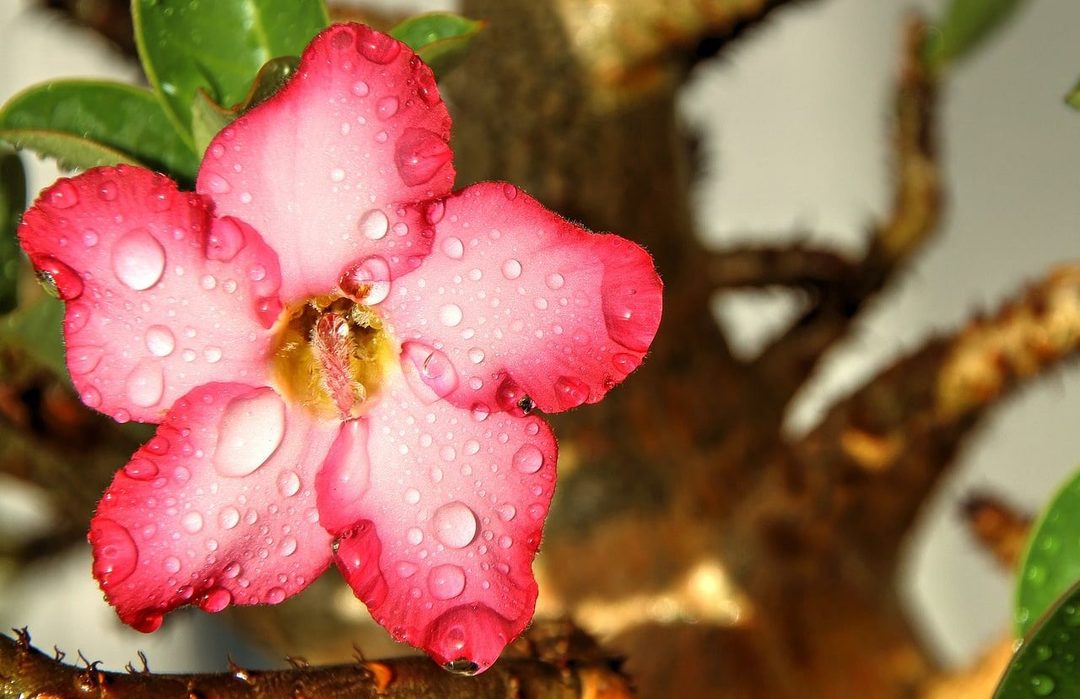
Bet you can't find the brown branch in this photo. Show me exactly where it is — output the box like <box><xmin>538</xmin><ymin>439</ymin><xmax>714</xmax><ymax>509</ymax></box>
<box><xmin>0</xmin><ymin>625</ymin><xmax>632</xmax><ymax>699</ymax></box>
<box><xmin>708</xmin><ymin>243</ymin><xmax>858</xmax><ymax>290</ymax></box>
<box><xmin>961</xmin><ymin>493</ymin><xmax>1032</xmax><ymax>571</ymax></box>
<box><xmin>795</xmin><ymin>265</ymin><xmax>1080</xmax><ymax>565</ymax></box>
<box><xmin>752</xmin><ymin>16</ymin><xmax>941</xmax><ymax>402</ymax></box>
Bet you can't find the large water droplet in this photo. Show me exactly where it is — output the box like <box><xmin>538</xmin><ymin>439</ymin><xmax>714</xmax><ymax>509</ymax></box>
<box><xmin>439</xmin><ymin>303</ymin><xmax>463</xmax><ymax>327</ymax></box>
<box><xmin>265</xmin><ymin>587</ymin><xmax>287</xmax><ymax>603</ymax></box>
<box><xmin>126</xmin><ymin>361</ymin><xmax>165</xmax><ymax>407</ymax></box>
<box><xmin>395</xmin><ymin>127</ymin><xmax>451</xmax><ymax>186</ymax></box>
<box><xmin>358</xmin><ymin>209</ymin><xmax>389</xmax><ymax>240</ymax></box>
<box><xmin>357</xmin><ymin>28</ymin><xmax>402</xmax><ymax>64</ymax></box>
<box><xmin>48</xmin><ymin>180</ymin><xmax>79</xmax><ymax>209</ymax></box>
<box><xmin>441</xmin><ymin>236</ymin><xmax>464</xmax><ymax>259</ymax></box>
<box><xmin>219</xmin><ymin>506</ymin><xmax>240</xmax><ymax>530</ymax></box>
<box><xmin>214</xmin><ymin>389</ymin><xmax>286</xmax><ymax>477</ymax></box>
<box><xmin>401</xmin><ymin>342</ymin><xmax>459</xmax><ymax>401</ymax></box>
<box><xmin>181</xmin><ymin>511</ymin><xmax>204</xmax><ymax>534</ymax></box>
<box><xmin>91</xmin><ymin>518</ymin><xmax>138</xmax><ymax>584</ymax></box>
<box><xmin>206</xmin><ymin>217</ymin><xmax>246</xmax><ymax>262</ymax></box>
<box><xmin>124</xmin><ymin>457</ymin><xmax>158</xmax><ymax>481</ymax></box>
<box><xmin>112</xmin><ymin>229</ymin><xmax>165</xmax><ymax>291</ymax></box>
<box><xmin>428</xmin><ymin>564</ymin><xmax>466</xmax><ymax>600</ymax></box>
<box><xmin>279</xmin><ymin>536</ymin><xmax>297</xmax><ymax>557</ymax></box>
<box><xmin>37</xmin><ymin>256</ymin><xmax>83</xmax><ymax>300</ymax></box>
<box><xmin>145</xmin><ymin>325</ymin><xmax>176</xmax><ymax>357</ymax></box>
<box><xmin>433</xmin><ymin>501</ymin><xmax>478</xmax><ymax>549</ymax></box>
<box><xmin>205</xmin><ymin>173</ymin><xmax>232</xmax><ymax>194</ymax></box>
<box><xmin>163</xmin><ymin>556</ymin><xmax>181</xmax><ymax>573</ymax></box>
<box><xmin>200</xmin><ymin>587</ymin><xmax>232</xmax><ymax>613</ymax></box>
<box><xmin>69</xmin><ymin>345</ymin><xmax>104</xmax><ymax>375</ymax></box>
<box><xmin>277</xmin><ymin>470</ymin><xmax>301</xmax><ymax>497</ymax></box>
<box><xmin>339</xmin><ymin>255</ymin><xmax>391</xmax><ymax>305</ymax></box>
<box><xmin>1030</xmin><ymin>673</ymin><xmax>1056</xmax><ymax>696</ymax></box>
<box><xmin>376</xmin><ymin>96</ymin><xmax>399</xmax><ymax>119</ymax></box>
<box><xmin>501</xmin><ymin>259</ymin><xmax>522</xmax><ymax>280</ymax></box>
<box><xmin>554</xmin><ymin>375</ymin><xmax>590</xmax><ymax>409</ymax></box>
<box><xmin>351</xmin><ymin>80</ymin><xmax>370</xmax><ymax>97</ymax></box>
<box><xmin>513</xmin><ymin>444</ymin><xmax>544</xmax><ymax>474</ymax></box>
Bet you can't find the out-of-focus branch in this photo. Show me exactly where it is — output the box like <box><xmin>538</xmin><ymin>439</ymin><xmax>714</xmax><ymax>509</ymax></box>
<box><xmin>796</xmin><ymin>265</ymin><xmax>1080</xmax><ymax>563</ymax></box>
<box><xmin>752</xmin><ymin>17</ymin><xmax>941</xmax><ymax>401</ymax></box>
<box><xmin>962</xmin><ymin>493</ymin><xmax>1031</xmax><ymax>571</ymax></box>
<box><xmin>708</xmin><ymin>243</ymin><xmax>857</xmax><ymax>290</ymax></box>
<box><xmin>0</xmin><ymin>626</ymin><xmax>632</xmax><ymax>699</ymax></box>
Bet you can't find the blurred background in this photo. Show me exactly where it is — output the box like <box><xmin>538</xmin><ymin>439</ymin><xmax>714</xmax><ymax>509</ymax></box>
<box><xmin>1</xmin><ymin>0</ymin><xmax>1079</xmax><ymax>687</ymax></box>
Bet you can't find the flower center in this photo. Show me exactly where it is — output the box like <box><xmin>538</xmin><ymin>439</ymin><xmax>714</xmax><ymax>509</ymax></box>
<box><xmin>270</xmin><ymin>295</ymin><xmax>395</xmax><ymax>419</ymax></box>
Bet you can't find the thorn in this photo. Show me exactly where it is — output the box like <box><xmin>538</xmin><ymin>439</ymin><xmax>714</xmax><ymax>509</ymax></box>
<box><xmin>12</xmin><ymin>627</ymin><xmax>30</xmax><ymax>649</ymax></box>
<box><xmin>54</xmin><ymin>646</ymin><xmax>66</xmax><ymax>663</ymax></box>
<box><xmin>76</xmin><ymin>649</ymin><xmax>100</xmax><ymax>670</ymax></box>
<box><xmin>227</xmin><ymin>655</ymin><xmax>254</xmax><ymax>685</ymax></box>
<box><xmin>285</xmin><ymin>655</ymin><xmax>309</xmax><ymax>669</ymax></box>
<box><xmin>138</xmin><ymin>650</ymin><xmax>150</xmax><ymax>673</ymax></box>
<box><xmin>351</xmin><ymin>642</ymin><xmax>367</xmax><ymax>663</ymax></box>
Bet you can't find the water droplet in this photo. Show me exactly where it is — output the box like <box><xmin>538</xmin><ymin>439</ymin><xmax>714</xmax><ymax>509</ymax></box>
<box><xmin>1035</xmin><ymin>644</ymin><xmax>1054</xmax><ymax>661</ymax></box>
<box><xmin>81</xmin><ymin>387</ymin><xmax>102</xmax><ymax>408</ymax></box>
<box><xmin>277</xmin><ymin>470</ymin><xmax>301</xmax><ymax>497</ymax></box>
<box><xmin>69</xmin><ymin>345</ymin><xmax>104</xmax><ymax>375</ymax></box>
<box><xmin>163</xmin><ymin>556</ymin><xmax>181</xmax><ymax>573</ymax></box>
<box><xmin>428</xmin><ymin>563</ymin><xmax>466</xmax><ymax>600</ymax></box>
<box><xmin>66</xmin><ymin>302</ymin><xmax>91</xmax><ymax>333</ymax></box>
<box><xmin>528</xmin><ymin>503</ymin><xmax>545</xmax><ymax>520</ymax></box>
<box><xmin>351</xmin><ymin>80</ymin><xmax>370</xmax><ymax>97</ymax></box>
<box><xmin>83</xmin><ymin>229</ymin><xmax>99</xmax><ymax>247</ymax></box>
<box><xmin>404</xmin><ymin>487</ymin><xmax>421</xmax><ymax>505</ymax></box>
<box><xmin>545</xmin><ymin>272</ymin><xmax>565</xmax><ymax>290</ymax></box>
<box><xmin>126</xmin><ymin>362</ymin><xmax>164</xmax><ymax>407</ymax></box>
<box><xmin>265</xmin><ymin>587</ymin><xmax>286</xmax><ymax>604</ymax></box>
<box><xmin>219</xmin><ymin>506</ymin><xmax>240</xmax><ymax>530</ymax></box>
<box><xmin>407</xmin><ymin>527</ymin><xmax>424</xmax><ymax>545</ymax></box>
<box><xmin>497</xmin><ymin>504</ymin><xmax>517</xmax><ymax>522</ymax></box>
<box><xmin>223</xmin><ymin>561</ymin><xmax>242</xmax><ymax>578</ymax></box>
<box><xmin>432</xmin><ymin>501</ymin><xmax>478</xmax><ymax>549</ymax></box>
<box><xmin>181</xmin><ymin>511</ymin><xmax>204</xmax><ymax>534</ymax></box>
<box><xmin>90</xmin><ymin>518</ymin><xmax>138</xmax><ymax>585</ymax></box>
<box><xmin>612</xmin><ymin>352</ymin><xmax>641</xmax><ymax>375</ymax></box>
<box><xmin>359</xmin><ymin>209</ymin><xmax>389</xmax><ymax>240</ymax></box>
<box><xmin>330</xmin><ymin>168</ymin><xmax>346</xmax><ymax>182</ymax></box>
<box><xmin>279</xmin><ymin>537</ymin><xmax>297</xmax><ymax>557</ymax></box>
<box><xmin>37</xmin><ymin>256</ymin><xmax>83</xmax><ymax>300</ymax></box>
<box><xmin>426</xmin><ymin>201</ymin><xmax>445</xmax><ymax>224</ymax></box>
<box><xmin>204</xmin><ymin>346</ymin><xmax>223</xmax><ymax>363</ymax></box>
<box><xmin>124</xmin><ymin>457</ymin><xmax>158</xmax><ymax>480</ymax></box>
<box><xmin>145</xmin><ymin>325</ymin><xmax>176</xmax><ymax>357</ymax></box>
<box><xmin>513</xmin><ymin>444</ymin><xmax>544</xmax><ymax>474</ymax></box>
<box><xmin>214</xmin><ymin>389</ymin><xmax>286</xmax><ymax>477</ymax></box>
<box><xmin>395</xmin><ymin>127</ymin><xmax>451</xmax><ymax>186</ymax></box>
<box><xmin>200</xmin><ymin>274</ymin><xmax>217</xmax><ymax>290</ymax></box>
<box><xmin>439</xmin><ymin>303</ymin><xmax>463</xmax><ymax>327</ymax></box>
<box><xmin>209</xmin><ymin>144</ymin><xmax>225</xmax><ymax>159</ymax></box>
<box><xmin>206</xmin><ymin>217</ymin><xmax>245</xmax><ymax>262</ymax></box>
<box><xmin>554</xmin><ymin>376</ymin><xmax>590</xmax><ymax>409</ymax></box>
<box><xmin>358</xmin><ymin>28</ymin><xmax>402</xmax><ymax>64</ymax></box>
<box><xmin>339</xmin><ymin>255</ymin><xmax>391</xmax><ymax>305</ymax></box>
<box><xmin>396</xmin><ymin>561</ymin><xmax>418</xmax><ymax>578</ymax></box>
<box><xmin>112</xmin><ymin>229</ymin><xmax>165</xmax><ymax>291</ymax></box>
<box><xmin>98</xmin><ymin>180</ymin><xmax>118</xmax><ymax>201</ymax></box>
<box><xmin>200</xmin><ymin>587</ymin><xmax>232</xmax><ymax>613</ymax></box>
<box><xmin>1031</xmin><ymin>673</ymin><xmax>1056</xmax><ymax>696</ymax></box>
<box><xmin>442</xmin><ymin>236</ymin><xmax>464</xmax><ymax>259</ymax></box>
<box><xmin>48</xmin><ymin>180</ymin><xmax>79</xmax><ymax>208</ymax></box>
<box><xmin>205</xmin><ymin>173</ymin><xmax>231</xmax><ymax>194</ymax></box>
<box><xmin>401</xmin><ymin>342</ymin><xmax>459</xmax><ymax>400</ymax></box>
<box><xmin>376</xmin><ymin>95</ymin><xmax>399</xmax><ymax>119</ymax></box>
<box><xmin>501</xmin><ymin>259</ymin><xmax>522</xmax><ymax>280</ymax></box>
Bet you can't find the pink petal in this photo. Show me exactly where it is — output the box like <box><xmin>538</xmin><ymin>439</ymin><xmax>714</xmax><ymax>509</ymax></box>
<box><xmin>197</xmin><ymin>23</ymin><xmax>454</xmax><ymax>302</ymax></box>
<box><xmin>18</xmin><ymin>167</ymin><xmax>282</xmax><ymax>423</ymax></box>
<box><xmin>382</xmin><ymin>183</ymin><xmax>663</xmax><ymax>415</ymax></box>
<box><xmin>89</xmin><ymin>382</ymin><xmax>337</xmax><ymax>632</ymax></box>
<box><xmin>325</xmin><ymin>368</ymin><xmax>556</xmax><ymax>673</ymax></box>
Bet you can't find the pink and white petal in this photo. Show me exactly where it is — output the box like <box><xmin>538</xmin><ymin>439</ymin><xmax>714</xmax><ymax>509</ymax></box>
<box><xmin>325</xmin><ymin>368</ymin><xmax>556</xmax><ymax>672</ymax></box>
<box><xmin>90</xmin><ymin>382</ymin><xmax>337</xmax><ymax>632</ymax></box>
<box><xmin>18</xmin><ymin>166</ymin><xmax>283</xmax><ymax>423</ymax></box>
<box><xmin>381</xmin><ymin>183</ymin><xmax>663</xmax><ymax>415</ymax></box>
<box><xmin>197</xmin><ymin>23</ymin><xmax>453</xmax><ymax>302</ymax></box>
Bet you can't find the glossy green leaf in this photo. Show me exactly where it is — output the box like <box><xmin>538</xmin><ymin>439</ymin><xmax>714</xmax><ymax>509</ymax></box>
<box><xmin>133</xmin><ymin>0</ymin><xmax>328</xmax><ymax>140</ymax></box>
<box><xmin>0</xmin><ymin>80</ymin><xmax>198</xmax><ymax>180</ymax></box>
<box><xmin>389</xmin><ymin>12</ymin><xmax>485</xmax><ymax>77</ymax></box>
<box><xmin>924</xmin><ymin>0</ymin><xmax>1030</xmax><ymax>71</ymax></box>
<box><xmin>996</xmin><ymin>579</ymin><xmax>1080</xmax><ymax>698</ymax></box>
<box><xmin>0</xmin><ymin>296</ymin><xmax>65</xmax><ymax>377</ymax></box>
<box><xmin>191</xmin><ymin>89</ymin><xmax>235</xmax><ymax>159</ymax></box>
<box><xmin>0</xmin><ymin>149</ymin><xmax>26</xmax><ymax>314</ymax></box>
<box><xmin>0</xmin><ymin>129</ymin><xmax>141</xmax><ymax>172</ymax></box>
<box><xmin>1015</xmin><ymin>469</ymin><xmax>1080</xmax><ymax>636</ymax></box>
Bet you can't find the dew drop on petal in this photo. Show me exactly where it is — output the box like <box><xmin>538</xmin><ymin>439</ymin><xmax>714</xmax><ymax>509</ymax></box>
<box><xmin>206</xmin><ymin>217</ymin><xmax>245</xmax><ymax>262</ymax></box>
<box><xmin>91</xmin><ymin>518</ymin><xmax>138</xmax><ymax>585</ymax></box>
<box><xmin>428</xmin><ymin>564</ymin><xmax>466</xmax><ymax>600</ymax></box>
<box><xmin>351</xmin><ymin>80</ymin><xmax>370</xmax><ymax>97</ymax></box>
<box><xmin>441</xmin><ymin>236</ymin><xmax>464</xmax><ymax>259</ymax></box>
<box><xmin>69</xmin><ymin>345</ymin><xmax>104</xmax><ymax>375</ymax></box>
<box><xmin>467</xmin><ymin>348</ymin><xmax>485</xmax><ymax>365</ymax></box>
<box><xmin>219</xmin><ymin>506</ymin><xmax>240</xmax><ymax>530</ymax></box>
<box><xmin>163</xmin><ymin>556</ymin><xmax>181</xmax><ymax>574</ymax></box>
<box><xmin>404</xmin><ymin>487</ymin><xmax>421</xmax><ymax>505</ymax></box>
<box><xmin>359</xmin><ymin>209</ymin><xmax>389</xmax><ymax>240</ymax></box>
<box><xmin>432</xmin><ymin>502</ymin><xmax>478</xmax><ymax>549</ymax></box>
<box><xmin>180</xmin><ymin>511</ymin><xmax>204</xmax><ymax>534</ymax></box>
<box><xmin>497</xmin><ymin>504</ymin><xmax>516</xmax><ymax>522</ymax></box>
<box><xmin>513</xmin><ymin>444</ymin><xmax>544</xmax><ymax>474</ymax></box>
<box><xmin>37</xmin><ymin>256</ymin><xmax>83</xmax><ymax>300</ymax></box>
<box><xmin>214</xmin><ymin>389</ymin><xmax>286</xmax><ymax>477</ymax></box>
<box><xmin>396</xmin><ymin>561</ymin><xmax>418</xmax><ymax>578</ymax></box>
<box><xmin>124</xmin><ymin>457</ymin><xmax>158</xmax><ymax>481</ymax></box>
<box><xmin>407</xmin><ymin>527</ymin><xmax>424</xmax><ymax>545</ymax></box>
<box><xmin>205</xmin><ymin>173</ymin><xmax>232</xmax><ymax>194</ymax></box>
<box><xmin>48</xmin><ymin>180</ymin><xmax>79</xmax><ymax>208</ymax></box>
<box><xmin>112</xmin><ymin>229</ymin><xmax>165</xmax><ymax>291</ymax></box>
<box><xmin>98</xmin><ymin>180</ymin><xmax>117</xmax><ymax>201</ymax></box>
<box><xmin>339</xmin><ymin>255</ymin><xmax>391</xmax><ymax>305</ymax></box>
<box><xmin>330</xmin><ymin>168</ymin><xmax>346</xmax><ymax>182</ymax></box>
<box><xmin>439</xmin><ymin>303</ymin><xmax>463</xmax><ymax>327</ymax></box>
<box><xmin>145</xmin><ymin>325</ymin><xmax>176</xmax><ymax>357</ymax></box>
<box><xmin>200</xmin><ymin>587</ymin><xmax>232</xmax><ymax>613</ymax></box>
<box><xmin>612</xmin><ymin>353</ymin><xmax>642</xmax><ymax>375</ymax></box>
<box><xmin>376</xmin><ymin>96</ymin><xmax>399</xmax><ymax>119</ymax></box>
<box><xmin>395</xmin><ymin>127</ymin><xmax>452</xmax><ymax>186</ymax></box>
<box><xmin>554</xmin><ymin>375</ymin><xmax>590</xmax><ymax>409</ymax></box>
<box><xmin>358</xmin><ymin>29</ymin><xmax>401</xmax><ymax>64</ymax></box>
<box><xmin>401</xmin><ymin>342</ymin><xmax>459</xmax><ymax>400</ymax></box>
<box><xmin>279</xmin><ymin>537</ymin><xmax>297</xmax><ymax>557</ymax></box>
<box><xmin>126</xmin><ymin>362</ymin><xmax>165</xmax><ymax>407</ymax></box>
<box><xmin>265</xmin><ymin>587</ymin><xmax>287</xmax><ymax>603</ymax></box>
<box><xmin>546</xmin><ymin>272</ymin><xmax>565</xmax><ymax>290</ymax></box>
<box><xmin>501</xmin><ymin>259</ymin><xmax>522</xmax><ymax>280</ymax></box>
<box><xmin>277</xmin><ymin>470</ymin><xmax>301</xmax><ymax>497</ymax></box>
<box><xmin>66</xmin><ymin>302</ymin><xmax>91</xmax><ymax>334</ymax></box>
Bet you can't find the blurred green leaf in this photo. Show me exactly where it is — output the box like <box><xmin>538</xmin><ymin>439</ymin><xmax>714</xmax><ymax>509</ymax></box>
<box><xmin>0</xmin><ymin>150</ymin><xmax>26</xmax><ymax>314</ymax></box>
<box><xmin>133</xmin><ymin>0</ymin><xmax>328</xmax><ymax>141</ymax></box>
<box><xmin>0</xmin><ymin>129</ymin><xmax>141</xmax><ymax>172</ymax></box>
<box><xmin>191</xmin><ymin>56</ymin><xmax>299</xmax><ymax>156</ymax></box>
<box><xmin>1015</xmin><ymin>469</ymin><xmax>1080</xmax><ymax>636</ymax></box>
<box><xmin>996</xmin><ymin>579</ymin><xmax>1080</xmax><ymax>698</ymax></box>
<box><xmin>0</xmin><ymin>80</ymin><xmax>198</xmax><ymax>181</ymax></box>
<box><xmin>1066</xmin><ymin>77</ymin><xmax>1080</xmax><ymax>111</ymax></box>
<box><xmin>924</xmin><ymin>0</ymin><xmax>1029</xmax><ymax>71</ymax></box>
<box><xmin>0</xmin><ymin>296</ymin><xmax>65</xmax><ymax>377</ymax></box>
<box><xmin>389</xmin><ymin>12</ymin><xmax>485</xmax><ymax>77</ymax></box>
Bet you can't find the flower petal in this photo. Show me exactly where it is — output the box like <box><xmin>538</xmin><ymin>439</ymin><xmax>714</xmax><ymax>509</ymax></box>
<box><xmin>90</xmin><ymin>382</ymin><xmax>337</xmax><ymax>632</ymax></box>
<box><xmin>382</xmin><ymin>183</ymin><xmax>663</xmax><ymax>415</ymax></box>
<box><xmin>197</xmin><ymin>23</ymin><xmax>454</xmax><ymax>302</ymax></box>
<box><xmin>18</xmin><ymin>166</ymin><xmax>283</xmax><ymax>423</ymax></box>
<box><xmin>325</xmin><ymin>368</ymin><xmax>556</xmax><ymax>672</ymax></box>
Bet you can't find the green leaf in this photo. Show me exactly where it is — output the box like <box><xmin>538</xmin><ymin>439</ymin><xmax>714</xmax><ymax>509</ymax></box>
<box><xmin>191</xmin><ymin>56</ymin><xmax>300</xmax><ymax>156</ymax></box>
<box><xmin>1015</xmin><ymin>469</ymin><xmax>1080</xmax><ymax>636</ymax></box>
<box><xmin>389</xmin><ymin>12</ymin><xmax>485</xmax><ymax>77</ymax></box>
<box><xmin>995</xmin><ymin>579</ymin><xmax>1080</xmax><ymax>698</ymax></box>
<box><xmin>0</xmin><ymin>129</ymin><xmax>141</xmax><ymax>172</ymax></box>
<box><xmin>1066</xmin><ymin>77</ymin><xmax>1080</xmax><ymax>112</ymax></box>
<box><xmin>924</xmin><ymin>0</ymin><xmax>1030</xmax><ymax>71</ymax></box>
<box><xmin>133</xmin><ymin>0</ymin><xmax>329</xmax><ymax>139</ymax></box>
<box><xmin>0</xmin><ymin>149</ymin><xmax>26</xmax><ymax>314</ymax></box>
<box><xmin>0</xmin><ymin>296</ymin><xmax>65</xmax><ymax>378</ymax></box>
<box><xmin>0</xmin><ymin>80</ymin><xmax>199</xmax><ymax>181</ymax></box>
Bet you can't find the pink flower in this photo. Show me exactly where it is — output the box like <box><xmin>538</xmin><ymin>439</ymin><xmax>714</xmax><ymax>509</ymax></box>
<box><xmin>17</xmin><ymin>23</ymin><xmax>661</xmax><ymax>672</ymax></box>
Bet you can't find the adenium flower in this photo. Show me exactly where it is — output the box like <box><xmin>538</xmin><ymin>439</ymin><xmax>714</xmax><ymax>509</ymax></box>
<box><xmin>17</xmin><ymin>23</ymin><xmax>661</xmax><ymax>672</ymax></box>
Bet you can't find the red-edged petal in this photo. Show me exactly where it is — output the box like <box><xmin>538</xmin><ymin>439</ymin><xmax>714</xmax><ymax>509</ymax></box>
<box><xmin>381</xmin><ymin>183</ymin><xmax>662</xmax><ymax>415</ymax></box>
<box><xmin>18</xmin><ymin>167</ymin><xmax>283</xmax><ymax>423</ymax></box>
<box><xmin>323</xmin><ymin>368</ymin><xmax>556</xmax><ymax>672</ymax></box>
<box><xmin>197</xmin><ymin>23</ymin><xmax>453</xmax><ymax>302</ymax></box>
<box><xmin>90</xmin><ymin>383</ymin><xmax>337</xmax><ymax>632</ymax></box>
